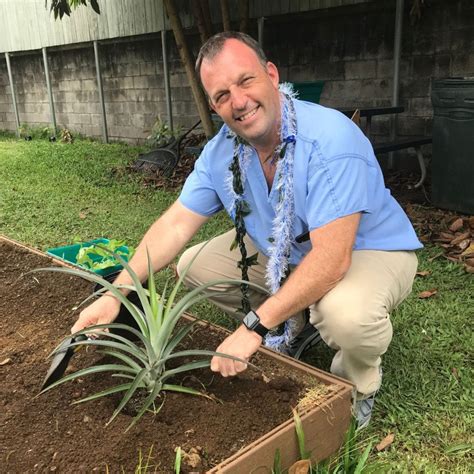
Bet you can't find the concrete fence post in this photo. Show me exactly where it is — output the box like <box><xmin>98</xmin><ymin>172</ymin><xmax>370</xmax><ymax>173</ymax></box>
<box><xmin>93</xmin><ymin>40</ymin><xmax>109</xmax><ymax>143</ymax></box>
<box><xmin>5</xmin><ymin>52</ymin><xmax>21</xmax><ymax>137</ymax></box>
<box><xmin>42</xmin><ymin>47</ymin><xmax>57</xmax><ymax>135</ymax></box>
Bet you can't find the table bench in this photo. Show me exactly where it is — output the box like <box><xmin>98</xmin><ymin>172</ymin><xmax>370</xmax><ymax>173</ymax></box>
<box><xmin>341</xmin><ymin>106</ymin><xmax>432</xmax><ymax>189</ymax></box>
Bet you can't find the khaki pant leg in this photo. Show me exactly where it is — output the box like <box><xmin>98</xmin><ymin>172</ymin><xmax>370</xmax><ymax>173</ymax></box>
<box><xmin>176</xmin><ymin>229</ymin><xmax>270</xmax><ymax>320</ymax></box>
<box><xmin>309</xmin><ymin>250</ymin><xmax>418</xmax><ymax>397</ymax></box>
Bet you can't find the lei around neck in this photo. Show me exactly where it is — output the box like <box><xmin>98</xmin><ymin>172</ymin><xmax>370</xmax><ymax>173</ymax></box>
<box><xmin>225</xmin><ymin>84</ymin><xmax>305</xmax><ymax>351</ymax></box>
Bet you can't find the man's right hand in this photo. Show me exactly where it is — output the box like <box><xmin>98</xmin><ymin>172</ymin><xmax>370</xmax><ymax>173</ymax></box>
<box><xmin>71</xmin><ymin>294</ymin><xmax>121</xmax><ymax>334</ymax></box>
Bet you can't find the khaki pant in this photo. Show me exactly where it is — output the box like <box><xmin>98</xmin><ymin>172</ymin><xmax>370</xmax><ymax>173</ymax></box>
<box><xmin>177</xmin><ymin>230</ymin><xmax>418</xmax><ymax>396</ymax></box>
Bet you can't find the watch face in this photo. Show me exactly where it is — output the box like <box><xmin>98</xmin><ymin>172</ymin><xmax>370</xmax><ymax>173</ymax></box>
<box><xmin>244</xmin><ymin>311</ymin><xmax>259</xmax><ymax>330</ymax></box>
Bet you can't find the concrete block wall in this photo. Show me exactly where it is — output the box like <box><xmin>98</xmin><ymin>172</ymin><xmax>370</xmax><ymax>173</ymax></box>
<box><xmin>0</xmin><ymin>0</ymin><xmax>472</xmax><ymax>145</ymax></box>
<box><xmin>0</xmin><ymin>33</ymin><xmax>199</xmax><ymax>143</ymax></box>
<box><xmin>268</xmin><ymin>0</ymin><xmax>474</xmax><ymax>143</ymax></box>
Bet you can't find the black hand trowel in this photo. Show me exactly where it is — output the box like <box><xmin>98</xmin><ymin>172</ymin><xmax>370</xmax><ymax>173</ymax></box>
<box><xmin>41</xmin><ymin>334</ymin><xmax>89</xmax><ymax>391</ymax></box>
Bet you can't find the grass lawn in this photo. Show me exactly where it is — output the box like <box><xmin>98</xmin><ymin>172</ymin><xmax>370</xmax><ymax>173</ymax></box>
<box><xmin>1</xmin><ymin>137</ymin><xmax>472</xmax><ymax>472</ymax></box>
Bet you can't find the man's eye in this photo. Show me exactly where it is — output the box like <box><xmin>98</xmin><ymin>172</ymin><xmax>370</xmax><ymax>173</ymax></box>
<box><xmin>216</xmin><ymin>93</ymin><xmax>229</xmax><ymax>104</ymax></box>
<box><xmin>242</xmin><ymin>77</ymin><xmax>253</xmax><ymax>85</ymax></box>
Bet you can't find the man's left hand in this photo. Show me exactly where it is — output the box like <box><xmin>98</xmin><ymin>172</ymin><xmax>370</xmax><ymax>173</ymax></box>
<box><xmin>210</xmin><ymin>325</ymin><xmax>262</xmax><ymax>377</ymax></box>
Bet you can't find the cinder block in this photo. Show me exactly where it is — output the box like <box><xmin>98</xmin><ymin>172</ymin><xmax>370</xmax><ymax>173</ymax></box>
<box><xmin>434</xmin><ymin>28</ymin><xmax>452</xmax><ymax>54</ymax></box>
<box><xmin>399</xmin><ymin>78</ymin><xmax>431</xmax><ymax>98</ymax></box>
<box><xmin>72</xmin><ymin>102</ymin><xmax>89</xmax><ymax>114</ymax></box>
<box><xmin>397</xmin><ymin>116</ymin><xmax>431</xmax><ymax>136</ymax></box>
<box><xmin>360</xmin><ymin>79</ymin><xmax>391</xmax><ymax>101</ymax></box>
<box><xmin>409</xmin><ymin>97</ymin><xmax>433</xmax><ymax>117</ymax></box>
<box><xmin>119</xmin><ymin>76</ymin><xmax>135</xmax><ymax>90</ymax></box>
<box><xmin>433</xmin><ymin>55</ymin><xmax>451</xmax><ymax>78</ymax></box>
<box><xmin>108</xmin><ymin>125</ymin><xmax>134</xmax><ymax>139</ymax></box>
<box><xmin>68</xmin><ymin>114</ymin><xmax>83</xmax><ymax>125</ymax></box>
<box><xmin>172</xmin><ymin>86</ymin><xmax>193</xmax><ymax>102</ymax></box>
<box><xmin>410</xmin><ymin>32</ymin><xmax>436</xmax><ymax>56</ymax></box>
<box><xmin>377</xmin><ymin>59</ymin><xmax>409</xmax><ymax>79</ymax></box>
<box><xmin>170</xmin><ymin>73</ymin><xmax>189</xmax><ymax>88</ymax></box>
<box><xmin>325</xmin><ymin>80</ymin><xmax>363</xmax><ymax>101</ymax></box>
<box><xmin>81</xmin><ymin>79</ymin><xmax>97</xmax><ymax>92</ymax></box>
<box><xmin>76</xmin><ymin>67</ymin><xmax>96</xmax><ymax>81</ymax></box>
<box><xmin>345</xmin><ymin>60</ymin><xmax>377</xmax><ymax>80</ymax></box>
<box><xmin>104</xmin><ymin>77</ymin><xmax>120</xmax><ymax>91</ymax></box>
<box><xmin>411</xmin><ymin>56</ymin><xmax>435</xmax><ymax>78</ymax></box>
<box><xmin>90</xmin><ymin>114</ymin><xmax>103</xmax><ymax>126</ymax></box>
<box><xmin>78</xmin><ymin>114</ymin><xmax>92</xmax><ymax>125</ymax></box>
<box><xmin>63</xmin><ymin>91</ymin><xmax>79</xmax><ymax>103</ymax></box>
<box><xmin>452</xmin><ymin>53</ymin><xmax>474</xmax><ymax>75</ymax></box>
<box><xmin>63</xmin><ymin>102</ymin><xmax>75</xmax><ymax>114</ymax></box>
<box><xmin>112</xmin><ymin>113</ymin><xmax>131</xmax><ymax>127</ymax></box>
<box><xmin>312</xmin><ymin>61</ymin><xmax>345</xmax><ymax>81</ymax></box>
<box><xmin>131</xmin><ymin>113</ymin><xmax>146</xmax><ymax>129</ymax></box>
<box><xmin>67</xmin><ymin>80</ymin><xmax>82</xmax><ymax>90</ymax></box>
<box><xmin>105</xmin><ymin>102</ymin><xmax>124</xmax><ymax>114</ymax></box>
<box><xmin>288</xmin><ymin>65</ymin><xmax>312</xmax><ymax>82</ymax></box>
<box><xmin>139</xmin><ymin>62</ymin><xmax>157</xmax><ymax>76</ymax></box>
<box><xmin>133</xmin><ymin>76</ymin><xmax>149</xmax><ymax>89</ymax></box>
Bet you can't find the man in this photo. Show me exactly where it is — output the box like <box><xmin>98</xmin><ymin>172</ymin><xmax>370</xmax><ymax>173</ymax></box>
<box><xmin>73</xmin><ymin>32</ymin><xmax>421</xmax><ymax>428</ymax></box>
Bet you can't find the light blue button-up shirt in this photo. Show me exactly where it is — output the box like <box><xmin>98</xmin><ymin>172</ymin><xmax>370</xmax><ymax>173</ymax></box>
<box><xmin>179</xmin><ymin>100</ymin><xmax>422</xmax><ymax>264</ymax></box>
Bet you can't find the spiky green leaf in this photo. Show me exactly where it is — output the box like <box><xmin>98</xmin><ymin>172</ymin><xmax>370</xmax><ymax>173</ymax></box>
<box><xmin>72</xmin><ymin>383</ymin><xmax>133</xmax><ymax>405</ymax></box>
<box><xmin>161</xmin><ymin>360</ymin><xmax>211</xmax><ymax>381</ymax></box>
<box><xmin>40</xmin><ymin>364</ymin><xmax>137</xmax><ymax>394</ymax></box>
<box><xmin>107</xmin><ymin>368</ymin><xmax>149</xmax><ymax>426</ymax></box>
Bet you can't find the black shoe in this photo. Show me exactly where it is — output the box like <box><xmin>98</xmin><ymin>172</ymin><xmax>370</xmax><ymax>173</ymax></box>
<box><xmin>287</xmin><ymin>322</ymin><xmax>322</xmax><ymax>359</ymax></box>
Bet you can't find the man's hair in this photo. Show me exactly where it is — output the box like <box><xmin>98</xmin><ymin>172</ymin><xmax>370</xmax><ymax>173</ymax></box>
<box><xmin>195</xmin><ymin>31</ymin><xmax>268</xmax><ymax>85</ymax></box>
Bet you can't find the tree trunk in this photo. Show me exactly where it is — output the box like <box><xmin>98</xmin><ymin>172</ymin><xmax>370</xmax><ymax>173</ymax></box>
<box><xmin>199</xmin><ymin>0</ymin><xmax>213</xmax><ymax>37</ymax></box>
<box><xmin>219</xmin><ymin>0</ymin><xmax>231</xmax><ymax>31</ymax></box>
<box><xmin>191</xmin><ymin>0</ymin><xmax>209</xmax><ymax>44</ymax></box>
<box><xmin>238</xmin><ymin>0</ymin><xmax>249</xmax><ymax>33</ymax></box>
<box><xmin>163</xmin><ymin>0</ymin><xmax>214</xmax><ymax>138</ymax></box>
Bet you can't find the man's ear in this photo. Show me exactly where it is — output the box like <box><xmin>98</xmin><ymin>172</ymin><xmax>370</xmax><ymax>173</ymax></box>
<box><xmin>266</xmin><ymin>62</ymin><xmax>280</xmax><ymax>89</ymax></box>
<box><xmin>208</xmin><ymin>98</ymin><xmax>216</xmax><ymax>112</ymax></box>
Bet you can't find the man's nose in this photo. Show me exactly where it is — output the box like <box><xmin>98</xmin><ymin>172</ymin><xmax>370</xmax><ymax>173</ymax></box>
<box><xmin>230</xmin><ymin>88</ymin><xmax>248</xmax><ymax>110</ymax></box>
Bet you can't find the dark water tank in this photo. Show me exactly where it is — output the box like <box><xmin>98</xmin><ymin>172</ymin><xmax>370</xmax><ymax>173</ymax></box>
<box><xmin>431</xmin><ymin>77</ymin><xmax>474</xmax><ymax>214</ymax></box>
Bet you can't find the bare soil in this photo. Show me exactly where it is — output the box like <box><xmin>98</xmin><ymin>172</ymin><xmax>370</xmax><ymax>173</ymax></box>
<box><xmin>0</xmin><ymin>240</ymin><xmax>319</xmax><ymax>473</ymax></box>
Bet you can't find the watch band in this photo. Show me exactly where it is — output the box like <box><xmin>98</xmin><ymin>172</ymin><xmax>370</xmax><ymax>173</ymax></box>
<box><xmin>243</xmin><ymin>310</ymin><xmax>269</xmax><ymax>338</ymax></box>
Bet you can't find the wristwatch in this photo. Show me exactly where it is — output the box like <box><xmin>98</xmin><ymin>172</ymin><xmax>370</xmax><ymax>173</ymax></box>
<box><xmin>243</xmin><ymin>310</ymin><xmax>269</xmax><ymax>338</ymax></box>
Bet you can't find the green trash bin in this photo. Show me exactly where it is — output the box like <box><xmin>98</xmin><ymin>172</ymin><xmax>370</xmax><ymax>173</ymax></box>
<box><xmin>291</xmin><ymin>81</ymin><xmax>325</xmax><ymax>104</ymax></box>
<box><xmin>431</xmin><ymin>77</ymin><xmax>474</xmax><ymax>214</ymax></box>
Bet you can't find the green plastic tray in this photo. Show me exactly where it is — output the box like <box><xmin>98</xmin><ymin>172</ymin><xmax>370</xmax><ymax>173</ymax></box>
<box><xmin>46</xmin><ymin>238</ymin><xmax>131</xmax><ymax>277</ymax></box>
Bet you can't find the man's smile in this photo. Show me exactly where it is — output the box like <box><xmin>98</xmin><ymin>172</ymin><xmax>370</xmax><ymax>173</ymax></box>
<box><xmin>235</xmin><ymin>105</ymin><xmax>260</xmax><ymax>122</ymax></box>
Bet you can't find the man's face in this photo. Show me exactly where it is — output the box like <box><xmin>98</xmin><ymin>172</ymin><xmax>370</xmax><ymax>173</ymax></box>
<box><xmin>200</xmin><ymin>39</ymin><xmax>280</xmax><ymax>149</ymax></box>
